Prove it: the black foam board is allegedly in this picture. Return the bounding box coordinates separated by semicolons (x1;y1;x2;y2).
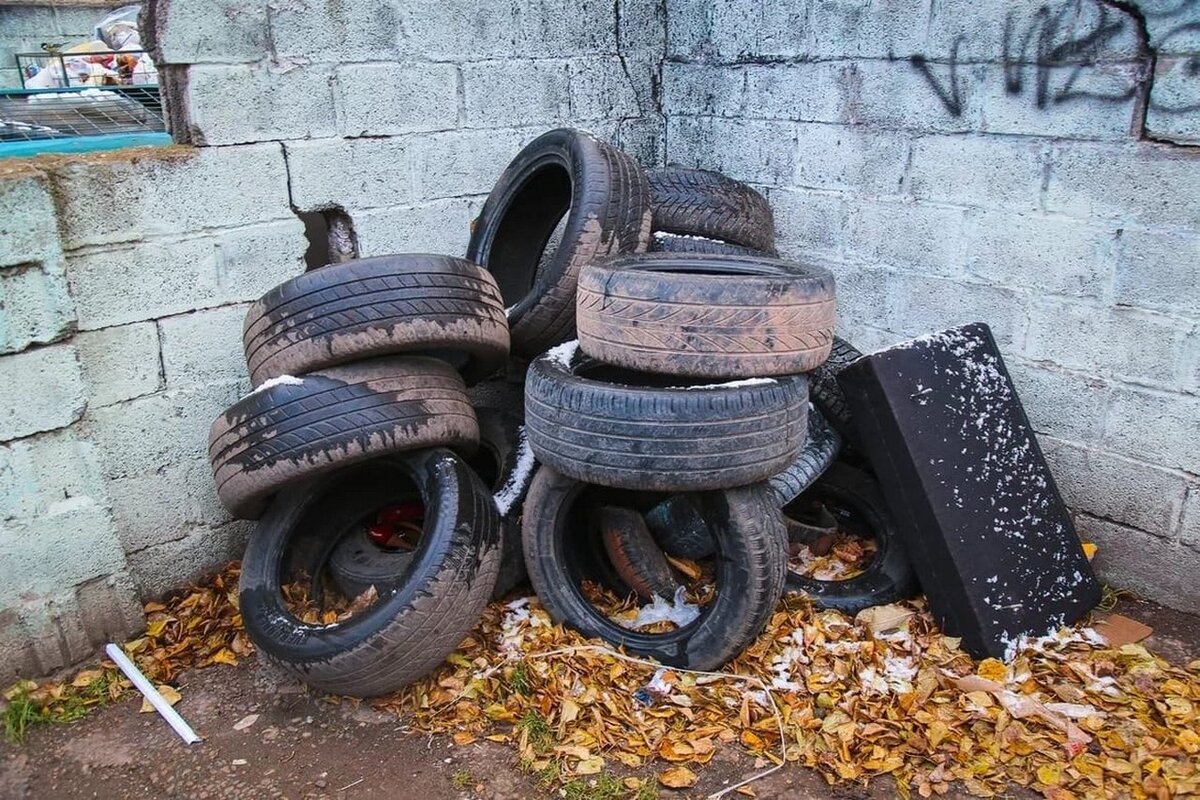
837;323;1100;658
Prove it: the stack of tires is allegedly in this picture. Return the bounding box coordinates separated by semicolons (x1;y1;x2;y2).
207;127;914;697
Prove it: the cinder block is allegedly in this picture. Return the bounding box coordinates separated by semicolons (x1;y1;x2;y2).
1183;488;1200;551
0;428;106;522
805;0;930;59
396;0;519;59
618;116;666;167
908;135;1046;211
0;344;85;441
1080;514;1199;611
74;572;145;646
159;304;252;389
769;187;848;260
187;64;337;146
664;0;717;58
462;60;570;128
0;606;39;683
355;198;478;259
614;56;661;120
885;273;1028;350
666;116;797;185
107;458;231;554
1110;227;1200;315
963;210;1112;297
66;218;305;330
0;264;76;355
1046;142;1200;228
618;0;666;55
410;128;528;202
1007;360;1111;443
269;0;403;62
743;64;845;123
663;63;744;117
338;62;459;136
53;144;293;249
569;57;642;120
0;497;125;604
17;590;93;678
836;323;903;355
74;323;161;407
83;382;245;481
1104;387;1200;475
1147;54;1200;145
792;123;909;196
0;171;60;268
128;520;251;599
845;200;970;278
1025;300;1188;386
1040;436;1187;536
969;64;1140;142
286;137;416;212
515;0;617;56
151;0;271;64
820;261;896;331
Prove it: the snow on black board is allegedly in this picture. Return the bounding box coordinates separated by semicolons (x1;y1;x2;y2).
837;323;1100;659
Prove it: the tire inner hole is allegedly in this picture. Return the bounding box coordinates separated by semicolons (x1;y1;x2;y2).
488;164;571;307
784;497;878;582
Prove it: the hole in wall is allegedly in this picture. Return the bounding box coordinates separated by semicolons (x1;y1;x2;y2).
297;207;359;271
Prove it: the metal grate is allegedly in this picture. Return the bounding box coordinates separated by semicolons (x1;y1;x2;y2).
0;85;165;142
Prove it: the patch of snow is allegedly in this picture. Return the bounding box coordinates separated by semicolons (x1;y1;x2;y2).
672;377;778;390
246;374;304;398
624;586;701;630
543;340;579;369
498;596;535;658
653;231;728;244
493;426;536;516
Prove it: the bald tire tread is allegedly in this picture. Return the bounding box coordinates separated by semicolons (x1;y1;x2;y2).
784;463;918;614
240;451;502;697
209;357;478;519
242;254;509;387
466;128;652;358
647;167;776;254
328;403;530;601
576;253;837;379
649;233;765;257
522;468;787;670
525;346;808;492
810;337;864;446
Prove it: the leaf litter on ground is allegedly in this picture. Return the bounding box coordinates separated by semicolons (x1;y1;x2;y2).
5;561;1199;800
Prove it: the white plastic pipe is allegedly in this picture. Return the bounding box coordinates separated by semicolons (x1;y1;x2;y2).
105;643;201;744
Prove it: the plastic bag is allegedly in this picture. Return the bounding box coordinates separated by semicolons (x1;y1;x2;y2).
96;5;142;50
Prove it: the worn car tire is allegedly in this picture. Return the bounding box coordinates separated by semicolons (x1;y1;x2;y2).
239;450;502;697
810;336;863;446
328;403;532;601
209;357;478;519
525;343;808;491
784;463;918;613
522;467;787;670
646;167;775;254
466;128;652;358
649;232;765;257
767;406;842;506
599;505;681;602
577;253;837;378
243;254;509;387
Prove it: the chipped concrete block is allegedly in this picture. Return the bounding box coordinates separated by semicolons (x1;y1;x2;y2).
75;323;162;407
338;62;459;136
0;428;106;522
0;344;85;441
159;304;252;389
186;64;337;146
462;60;570;128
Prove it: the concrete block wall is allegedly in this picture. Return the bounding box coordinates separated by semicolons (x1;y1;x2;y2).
0;0;665;680
662;0;1200;609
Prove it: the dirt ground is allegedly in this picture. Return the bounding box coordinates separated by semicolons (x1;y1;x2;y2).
1;597;1196;800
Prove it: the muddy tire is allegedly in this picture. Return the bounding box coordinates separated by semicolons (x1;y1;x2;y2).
599;506;681;602
646;168;775;254
466;128;652;358
243;254;509;387
784;463;918;614
522;468;787;670
525;343;808;492
576;253;837;379
649;232;765;257
209;357;478;519
240;451;502;697
768;406;842;505
810;336;863;445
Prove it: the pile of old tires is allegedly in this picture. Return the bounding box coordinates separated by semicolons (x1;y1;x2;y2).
207;127;914;698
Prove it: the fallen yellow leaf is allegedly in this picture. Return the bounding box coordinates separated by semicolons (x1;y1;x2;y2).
658;766;698;789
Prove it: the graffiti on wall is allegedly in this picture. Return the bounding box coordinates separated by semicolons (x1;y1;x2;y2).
909;0;1200;119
